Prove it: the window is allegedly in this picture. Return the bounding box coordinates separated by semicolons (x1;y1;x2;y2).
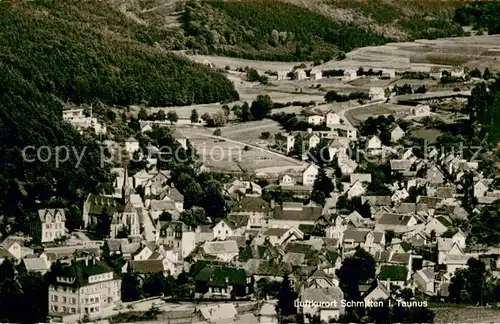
85;308;89;314
53;295;58;302
71;298;76;304
63;297;66;303
71;308;76;314
225;230;228;235
46;224;50;229
62;306;67;313
54;306;58;312
218;230;221;234
51;305;57;312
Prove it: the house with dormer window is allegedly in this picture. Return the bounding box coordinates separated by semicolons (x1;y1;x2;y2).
32;209;67;243
48;257;121;320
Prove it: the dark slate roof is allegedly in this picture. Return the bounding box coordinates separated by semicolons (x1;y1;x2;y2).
378;213;414;226
227;214;250;228
244;259;291;277
233;197;271;213
195;266;247;286
378;265;408;281
51;259;114;287
129;260;164;273
87;195;123;215
417;196;443;208
273;205;323;221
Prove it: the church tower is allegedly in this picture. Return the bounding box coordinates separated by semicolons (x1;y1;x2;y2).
122;167;133;204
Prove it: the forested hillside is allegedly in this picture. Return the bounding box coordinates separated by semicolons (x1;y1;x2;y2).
120;0;464;62
181;0;391;61
0;0;238;234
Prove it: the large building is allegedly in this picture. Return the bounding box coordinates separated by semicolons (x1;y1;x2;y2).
31;209;67;243
48;257;121;320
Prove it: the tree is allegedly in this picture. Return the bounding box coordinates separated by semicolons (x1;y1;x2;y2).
311;166;334;205
260;132;270;139
156;110;166;121
337;248;376;301
160;211;172;222
292;134;304;157
122;273;142;302
250;94;273;120
107;109;117;122
180;207;206;229
167;110;178;124
325;90;341;103
213;128;222;137
415;85;427;94
483;67;493;80
222;104;230;117
138;107;148;120
277;273;297;317
469;68;482;78
190;109;199;123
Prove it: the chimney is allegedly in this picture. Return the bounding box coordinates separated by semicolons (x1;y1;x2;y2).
85;257;89;266
385;278;391;291
270;199;275;209
307;128;312;134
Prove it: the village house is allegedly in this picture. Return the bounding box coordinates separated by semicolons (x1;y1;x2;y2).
202;240;239;262
369;87;385;101
343;69;358;81
366;135;383;154
195;265;252;298
375;213;418;234
305;132;321;149
347;180;366;199
350;173;372;184
262;227;304;246
157;221;195;260
302;164;319;186
308;115;325;125
231;197;273;228
277;70;288;80
326;112;341;125
474;179;490;197
360;280;390;304
426;166;445;185
280;174;296;186
389;124;405;142
410;104;432;117
295;69;307;81
31;209;67;244
48;257;121;320
213;219;244;240
337;154;358;175
328;137;350;158
62;108;106;135
271;201;323;229
342;229;385;255
300;287;344;323
330;125;357;141
310;69;322;81
125;137;139;155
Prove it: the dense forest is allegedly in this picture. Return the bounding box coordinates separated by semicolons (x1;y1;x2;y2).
181;0;391;62
454;2;500;34
0;0;238;107
0;0;239;234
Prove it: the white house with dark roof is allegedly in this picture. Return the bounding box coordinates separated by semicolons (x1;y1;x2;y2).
31;209;67;243
474;179;490;197
366;135;382;155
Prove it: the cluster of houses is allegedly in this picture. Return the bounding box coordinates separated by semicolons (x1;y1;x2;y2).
3;136;497;322
62;108;107;135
